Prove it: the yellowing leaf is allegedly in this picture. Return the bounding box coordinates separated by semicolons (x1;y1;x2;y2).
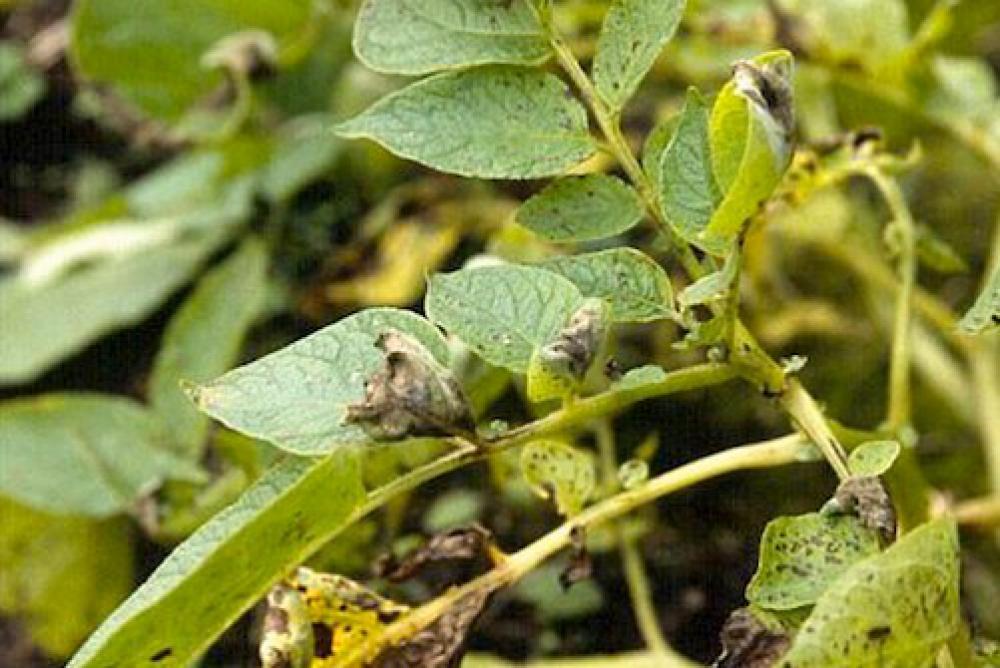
521;441;595;517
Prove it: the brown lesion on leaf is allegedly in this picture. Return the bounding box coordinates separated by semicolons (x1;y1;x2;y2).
827;475;897;543
539;299;609;382
713;607;791;668
345;330;475;441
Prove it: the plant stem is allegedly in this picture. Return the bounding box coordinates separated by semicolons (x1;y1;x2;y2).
345;434;809;665
951;494;1000;529
593;421;694;666
779;378;851;480
364;363;737;513
865;168;917;430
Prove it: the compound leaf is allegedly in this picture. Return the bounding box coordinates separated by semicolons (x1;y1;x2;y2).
353;0;549;75
189;308;449;455
150;238;269;459
747;512;880;611
539;248;674;322
0;394;204;517
592;0;686;111
426;264;583;372
516;174;644;242
779;519;961;668
336;66;595;179
66;451;365;668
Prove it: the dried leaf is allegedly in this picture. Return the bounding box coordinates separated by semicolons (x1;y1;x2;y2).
373;586;495;668
378;524;495;583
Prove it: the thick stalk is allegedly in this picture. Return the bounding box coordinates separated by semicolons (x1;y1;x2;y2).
343;435;809;665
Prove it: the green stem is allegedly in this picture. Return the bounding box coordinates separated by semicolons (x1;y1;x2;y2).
779;378;851;480
865;168;917;430
594;422;694;666
364;363;737;513
344;434;809;665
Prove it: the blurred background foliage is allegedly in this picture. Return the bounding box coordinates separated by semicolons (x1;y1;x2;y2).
0;0;998;665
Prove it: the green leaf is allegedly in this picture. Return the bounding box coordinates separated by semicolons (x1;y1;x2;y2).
0;43;46;121
515;174;645;242
150;239;269;458
747;513;880;611
426;264;583;373
0;394;204;517
66;450;365;668
521;440;595;516
592;0;686;111
0;218;233;386
958;262;1000;334
353;0;550;75
539;248;674;322
848;440;901;477
705;50;795;251
336;66;595;179
69;0;315;120
779;519;961;668
653;88;723;252
190;308;449;456
0;498;133;658
678;245;740;309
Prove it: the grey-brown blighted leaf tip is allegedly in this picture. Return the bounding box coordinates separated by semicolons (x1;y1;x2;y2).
731;50;795;162
713;607;791;668
344;330;474;441
540;299;610;381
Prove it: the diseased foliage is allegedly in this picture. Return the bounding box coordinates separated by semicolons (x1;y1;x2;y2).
1;0;997;666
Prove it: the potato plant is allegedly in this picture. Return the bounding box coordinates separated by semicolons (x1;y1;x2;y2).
1;0;998;667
